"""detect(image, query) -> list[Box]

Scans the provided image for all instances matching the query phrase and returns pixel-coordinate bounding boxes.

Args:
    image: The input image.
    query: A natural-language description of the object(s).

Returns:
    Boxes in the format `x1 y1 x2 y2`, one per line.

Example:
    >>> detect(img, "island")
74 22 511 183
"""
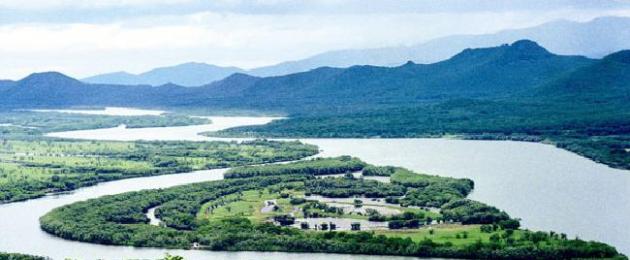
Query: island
40 156 624 259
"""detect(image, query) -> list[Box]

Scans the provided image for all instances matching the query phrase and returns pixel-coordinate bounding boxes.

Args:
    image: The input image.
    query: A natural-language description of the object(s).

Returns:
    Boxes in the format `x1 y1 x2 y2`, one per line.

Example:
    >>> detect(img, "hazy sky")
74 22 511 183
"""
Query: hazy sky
2 0 630 79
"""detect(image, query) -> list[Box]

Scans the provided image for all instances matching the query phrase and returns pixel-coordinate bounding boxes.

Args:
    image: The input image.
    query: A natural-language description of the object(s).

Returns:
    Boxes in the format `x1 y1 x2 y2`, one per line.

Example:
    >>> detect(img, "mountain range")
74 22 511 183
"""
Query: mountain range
2 39 628 116
82 16 630 87
82 62 244 87
2 38 628 170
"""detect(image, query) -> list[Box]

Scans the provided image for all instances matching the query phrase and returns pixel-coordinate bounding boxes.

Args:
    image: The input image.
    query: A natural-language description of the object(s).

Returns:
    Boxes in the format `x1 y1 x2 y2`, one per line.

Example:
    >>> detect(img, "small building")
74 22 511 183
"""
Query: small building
300 222 309 230
351 222 361 231
320 222 329 230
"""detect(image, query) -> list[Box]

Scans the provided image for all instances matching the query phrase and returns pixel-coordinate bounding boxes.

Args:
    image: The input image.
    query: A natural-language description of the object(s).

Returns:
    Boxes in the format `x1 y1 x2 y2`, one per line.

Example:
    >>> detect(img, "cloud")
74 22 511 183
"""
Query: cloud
1 0 630 24
1 1 630 79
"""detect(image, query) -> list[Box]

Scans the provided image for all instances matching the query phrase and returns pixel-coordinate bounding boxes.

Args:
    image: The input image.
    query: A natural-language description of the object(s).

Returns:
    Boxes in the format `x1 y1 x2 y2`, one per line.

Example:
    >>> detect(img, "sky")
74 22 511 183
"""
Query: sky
1 0 630 79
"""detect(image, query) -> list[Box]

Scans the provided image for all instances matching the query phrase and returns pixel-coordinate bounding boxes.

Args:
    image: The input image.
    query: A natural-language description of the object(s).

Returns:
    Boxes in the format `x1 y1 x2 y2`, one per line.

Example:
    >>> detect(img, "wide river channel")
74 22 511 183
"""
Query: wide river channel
1 111 629 259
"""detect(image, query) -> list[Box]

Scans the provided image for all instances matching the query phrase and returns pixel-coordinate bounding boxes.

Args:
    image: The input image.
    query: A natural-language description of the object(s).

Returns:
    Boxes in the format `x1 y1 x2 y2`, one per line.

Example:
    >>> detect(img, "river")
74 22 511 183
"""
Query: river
1 109 629 259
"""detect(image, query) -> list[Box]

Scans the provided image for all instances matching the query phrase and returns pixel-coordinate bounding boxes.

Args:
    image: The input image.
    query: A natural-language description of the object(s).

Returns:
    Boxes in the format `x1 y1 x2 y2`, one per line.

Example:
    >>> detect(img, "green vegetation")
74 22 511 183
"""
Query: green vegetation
2 41 629 170
217 100 629 170
388 167 474 208
40 158 624 259
202 46 629 171
305 175 405 198
362 165 396 176
0 139 317 203
197 189 303 223
0 252 47 260
224 156 366 179
0 110 209 139
440 199 510 225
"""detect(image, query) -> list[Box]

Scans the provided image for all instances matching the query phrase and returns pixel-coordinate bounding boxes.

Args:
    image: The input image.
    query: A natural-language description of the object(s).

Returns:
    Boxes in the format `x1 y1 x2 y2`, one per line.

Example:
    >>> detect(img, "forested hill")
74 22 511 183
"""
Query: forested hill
532 49 630 103
0 40 601 114
220 47 630 169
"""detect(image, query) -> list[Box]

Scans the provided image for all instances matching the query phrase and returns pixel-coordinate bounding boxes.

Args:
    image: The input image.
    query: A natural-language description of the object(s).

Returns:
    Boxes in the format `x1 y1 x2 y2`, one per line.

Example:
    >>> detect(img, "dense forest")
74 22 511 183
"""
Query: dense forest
217 98 630 170
40 158 624 259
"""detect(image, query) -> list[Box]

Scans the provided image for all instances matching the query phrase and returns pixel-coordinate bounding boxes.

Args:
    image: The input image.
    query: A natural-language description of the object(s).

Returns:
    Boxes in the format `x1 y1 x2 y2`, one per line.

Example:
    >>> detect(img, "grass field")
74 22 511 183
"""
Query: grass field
197 189 302 222
0 139 317 203
376 224 523 246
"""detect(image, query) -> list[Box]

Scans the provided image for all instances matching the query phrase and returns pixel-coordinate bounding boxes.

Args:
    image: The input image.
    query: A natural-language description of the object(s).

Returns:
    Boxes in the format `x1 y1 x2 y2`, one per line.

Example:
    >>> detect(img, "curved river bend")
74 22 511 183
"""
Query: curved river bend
1 114 629 259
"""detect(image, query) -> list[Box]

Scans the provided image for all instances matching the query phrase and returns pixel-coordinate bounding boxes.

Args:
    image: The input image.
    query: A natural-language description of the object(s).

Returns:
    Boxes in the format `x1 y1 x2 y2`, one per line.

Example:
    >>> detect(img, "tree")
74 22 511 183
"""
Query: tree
162 253 184 260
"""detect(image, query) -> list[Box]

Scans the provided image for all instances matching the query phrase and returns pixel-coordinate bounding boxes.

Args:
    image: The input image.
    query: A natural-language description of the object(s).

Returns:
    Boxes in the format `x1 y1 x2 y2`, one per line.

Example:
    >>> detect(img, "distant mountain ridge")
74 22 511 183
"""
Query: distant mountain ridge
83 62 244 87
81 16 630 86
3 39 628 174
2 39 618 114
250 16 630 77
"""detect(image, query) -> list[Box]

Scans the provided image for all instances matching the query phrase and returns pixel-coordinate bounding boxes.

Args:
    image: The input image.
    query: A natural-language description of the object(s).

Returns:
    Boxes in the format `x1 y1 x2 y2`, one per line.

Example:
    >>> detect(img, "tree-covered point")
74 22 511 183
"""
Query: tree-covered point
39 158 624 259
224 156 366 179
0 252 47 260
386 167 474 208
0 139 317 203
0 110 210 137
440 199 511 225
215 98 630 170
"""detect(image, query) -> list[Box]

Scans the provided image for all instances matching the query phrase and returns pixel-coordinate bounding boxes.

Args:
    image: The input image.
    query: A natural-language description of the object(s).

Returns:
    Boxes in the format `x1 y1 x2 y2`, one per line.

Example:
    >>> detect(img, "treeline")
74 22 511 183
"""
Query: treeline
217 98 630 171
390 167 474 208
0 252 47 260
0 110 210 133
367 210 430 229
362 165 396 176
440 199 511 225
305 174 405 198
224 156 365 179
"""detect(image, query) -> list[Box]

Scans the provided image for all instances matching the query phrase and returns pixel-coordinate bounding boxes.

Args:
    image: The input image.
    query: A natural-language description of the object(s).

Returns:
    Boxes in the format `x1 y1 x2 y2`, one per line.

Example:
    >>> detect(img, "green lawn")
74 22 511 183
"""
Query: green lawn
197 189 302 222
377 224 490 246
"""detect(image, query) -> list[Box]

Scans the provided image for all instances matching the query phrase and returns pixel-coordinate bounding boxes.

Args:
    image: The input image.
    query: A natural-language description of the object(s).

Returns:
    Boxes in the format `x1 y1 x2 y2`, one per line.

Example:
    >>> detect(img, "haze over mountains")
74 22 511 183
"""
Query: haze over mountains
254 16 630 76
2 39 628 118
83 62 244 87
82 16 630 87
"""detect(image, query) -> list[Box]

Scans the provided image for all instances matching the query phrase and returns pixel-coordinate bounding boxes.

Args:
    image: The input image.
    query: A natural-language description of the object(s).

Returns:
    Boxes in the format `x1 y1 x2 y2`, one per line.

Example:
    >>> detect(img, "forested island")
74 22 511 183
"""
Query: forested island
40 157 624 259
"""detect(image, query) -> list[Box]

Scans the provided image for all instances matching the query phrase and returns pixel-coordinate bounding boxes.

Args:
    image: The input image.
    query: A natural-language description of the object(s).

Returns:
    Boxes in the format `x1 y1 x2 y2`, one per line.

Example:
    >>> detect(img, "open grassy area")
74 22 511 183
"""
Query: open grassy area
197 189 303 223
376 224 522 246
197 185 441 224
0 139 318 203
